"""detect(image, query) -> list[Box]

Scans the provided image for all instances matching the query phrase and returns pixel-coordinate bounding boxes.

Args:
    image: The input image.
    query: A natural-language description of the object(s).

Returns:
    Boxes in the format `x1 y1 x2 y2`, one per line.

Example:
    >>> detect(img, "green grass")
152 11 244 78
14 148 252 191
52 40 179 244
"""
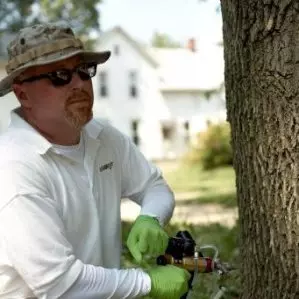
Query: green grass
174 191 237 208
160 163 237 208
121 221 241 299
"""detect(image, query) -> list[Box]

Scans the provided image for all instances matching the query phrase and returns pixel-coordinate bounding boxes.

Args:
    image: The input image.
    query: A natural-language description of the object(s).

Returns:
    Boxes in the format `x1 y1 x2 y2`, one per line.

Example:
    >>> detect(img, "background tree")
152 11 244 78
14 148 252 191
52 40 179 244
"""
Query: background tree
0 0 35 34
0 0 102 49
221 1 299 298
151 31 181 48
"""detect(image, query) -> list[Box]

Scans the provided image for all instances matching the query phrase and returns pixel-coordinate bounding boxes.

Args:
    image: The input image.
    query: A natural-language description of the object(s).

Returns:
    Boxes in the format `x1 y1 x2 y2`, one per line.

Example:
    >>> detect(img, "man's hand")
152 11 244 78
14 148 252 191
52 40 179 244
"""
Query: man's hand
147 265 191 299
126 215 169 263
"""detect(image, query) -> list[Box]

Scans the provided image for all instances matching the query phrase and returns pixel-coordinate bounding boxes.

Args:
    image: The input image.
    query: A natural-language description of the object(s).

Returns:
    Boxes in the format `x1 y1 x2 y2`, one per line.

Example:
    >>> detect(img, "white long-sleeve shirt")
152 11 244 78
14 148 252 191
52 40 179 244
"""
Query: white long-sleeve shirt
0 108 175 299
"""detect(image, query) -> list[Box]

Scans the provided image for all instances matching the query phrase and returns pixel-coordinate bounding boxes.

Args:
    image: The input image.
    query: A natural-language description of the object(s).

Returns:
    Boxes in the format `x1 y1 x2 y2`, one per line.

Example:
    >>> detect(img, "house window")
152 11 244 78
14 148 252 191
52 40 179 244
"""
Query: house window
99 71 108 97
206 119 212 127
183 121 190 144
129 71 138 98
131 120 140 146
184 121 189 131
161 123 175 141
204 90 213 100
113 45 120 55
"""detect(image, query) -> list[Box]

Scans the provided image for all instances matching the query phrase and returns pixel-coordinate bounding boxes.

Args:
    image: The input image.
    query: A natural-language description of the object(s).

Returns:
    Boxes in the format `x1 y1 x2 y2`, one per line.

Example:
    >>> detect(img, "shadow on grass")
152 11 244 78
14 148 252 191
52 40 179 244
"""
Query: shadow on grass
175 191 237 208
174 185 211 193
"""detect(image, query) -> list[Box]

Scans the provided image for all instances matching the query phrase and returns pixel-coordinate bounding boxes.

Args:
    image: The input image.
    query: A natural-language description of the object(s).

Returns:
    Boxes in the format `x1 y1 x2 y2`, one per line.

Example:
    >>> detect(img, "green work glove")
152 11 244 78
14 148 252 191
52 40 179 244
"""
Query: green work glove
126 215 169 263
147 265 191 299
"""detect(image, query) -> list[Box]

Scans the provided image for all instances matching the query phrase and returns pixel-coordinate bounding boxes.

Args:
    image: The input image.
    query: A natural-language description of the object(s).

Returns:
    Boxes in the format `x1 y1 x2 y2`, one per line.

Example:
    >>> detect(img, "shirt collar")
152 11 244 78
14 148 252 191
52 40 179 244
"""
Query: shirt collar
8 107 104 155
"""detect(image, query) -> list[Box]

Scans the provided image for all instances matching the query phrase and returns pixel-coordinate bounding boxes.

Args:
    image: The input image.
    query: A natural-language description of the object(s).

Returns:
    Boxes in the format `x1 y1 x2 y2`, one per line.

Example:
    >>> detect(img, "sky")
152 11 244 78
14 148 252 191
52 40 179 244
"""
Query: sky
98 0 223 48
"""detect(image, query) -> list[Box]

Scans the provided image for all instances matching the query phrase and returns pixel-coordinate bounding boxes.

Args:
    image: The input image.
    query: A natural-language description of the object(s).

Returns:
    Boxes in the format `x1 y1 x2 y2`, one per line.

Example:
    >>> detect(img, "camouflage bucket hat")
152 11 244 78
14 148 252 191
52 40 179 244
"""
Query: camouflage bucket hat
0 22 111 97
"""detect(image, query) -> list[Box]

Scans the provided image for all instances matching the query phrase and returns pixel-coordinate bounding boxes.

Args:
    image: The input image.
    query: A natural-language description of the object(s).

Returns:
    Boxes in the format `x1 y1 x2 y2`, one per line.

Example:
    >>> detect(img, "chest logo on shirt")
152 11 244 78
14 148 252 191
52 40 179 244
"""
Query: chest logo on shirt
99 161 114 172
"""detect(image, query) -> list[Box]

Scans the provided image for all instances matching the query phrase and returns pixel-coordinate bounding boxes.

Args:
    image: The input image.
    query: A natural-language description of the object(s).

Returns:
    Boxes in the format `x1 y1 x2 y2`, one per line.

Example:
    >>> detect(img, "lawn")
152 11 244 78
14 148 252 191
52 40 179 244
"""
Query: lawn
158 161 237 208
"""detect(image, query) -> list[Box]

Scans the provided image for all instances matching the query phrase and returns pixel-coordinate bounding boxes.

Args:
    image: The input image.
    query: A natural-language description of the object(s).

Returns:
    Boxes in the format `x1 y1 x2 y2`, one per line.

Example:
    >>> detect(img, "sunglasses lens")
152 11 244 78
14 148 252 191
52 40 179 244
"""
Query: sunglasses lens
88 64 97 77
77 64 97 81
50 70 72 86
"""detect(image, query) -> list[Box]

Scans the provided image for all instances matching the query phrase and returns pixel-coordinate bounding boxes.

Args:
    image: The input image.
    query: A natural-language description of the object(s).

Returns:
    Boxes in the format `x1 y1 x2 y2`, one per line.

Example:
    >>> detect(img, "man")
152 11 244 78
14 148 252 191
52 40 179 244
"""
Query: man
0 22 191 299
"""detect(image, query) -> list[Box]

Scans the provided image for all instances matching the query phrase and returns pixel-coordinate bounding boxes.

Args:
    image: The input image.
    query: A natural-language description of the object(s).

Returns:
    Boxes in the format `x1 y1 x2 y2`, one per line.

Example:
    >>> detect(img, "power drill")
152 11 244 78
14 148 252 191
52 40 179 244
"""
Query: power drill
156 230 221 299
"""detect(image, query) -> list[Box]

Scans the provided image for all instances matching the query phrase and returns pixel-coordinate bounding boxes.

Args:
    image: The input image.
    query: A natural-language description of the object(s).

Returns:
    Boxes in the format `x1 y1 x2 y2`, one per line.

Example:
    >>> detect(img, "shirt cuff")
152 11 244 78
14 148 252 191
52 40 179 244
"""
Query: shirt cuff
140 270 152 296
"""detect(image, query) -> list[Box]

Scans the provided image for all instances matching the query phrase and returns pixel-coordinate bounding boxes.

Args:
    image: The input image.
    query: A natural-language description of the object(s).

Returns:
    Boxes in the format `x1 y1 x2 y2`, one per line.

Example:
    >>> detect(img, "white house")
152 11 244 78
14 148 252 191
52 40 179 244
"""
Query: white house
92 27 226 160
0 26 226 160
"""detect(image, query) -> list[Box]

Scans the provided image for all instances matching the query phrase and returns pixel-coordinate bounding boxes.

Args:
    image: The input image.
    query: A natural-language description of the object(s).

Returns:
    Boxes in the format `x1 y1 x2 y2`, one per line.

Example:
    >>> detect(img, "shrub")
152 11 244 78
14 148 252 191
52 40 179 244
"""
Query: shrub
186 122 233 170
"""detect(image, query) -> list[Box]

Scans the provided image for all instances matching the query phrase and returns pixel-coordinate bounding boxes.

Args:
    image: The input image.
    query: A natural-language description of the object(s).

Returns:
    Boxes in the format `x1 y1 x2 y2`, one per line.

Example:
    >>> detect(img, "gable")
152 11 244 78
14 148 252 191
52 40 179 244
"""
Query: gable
95 26 158 68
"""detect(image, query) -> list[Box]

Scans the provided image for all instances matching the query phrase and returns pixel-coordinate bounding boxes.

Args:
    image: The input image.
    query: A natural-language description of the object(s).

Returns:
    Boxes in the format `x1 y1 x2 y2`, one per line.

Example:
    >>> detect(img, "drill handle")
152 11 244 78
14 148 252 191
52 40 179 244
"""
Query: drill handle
157 254 215 273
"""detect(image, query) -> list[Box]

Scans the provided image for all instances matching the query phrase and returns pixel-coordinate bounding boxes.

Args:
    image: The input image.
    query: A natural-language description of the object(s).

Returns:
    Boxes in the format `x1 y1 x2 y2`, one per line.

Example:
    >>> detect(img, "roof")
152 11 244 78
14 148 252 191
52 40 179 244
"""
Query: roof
98 26 158 67
99 26 224 92
147 45 224 92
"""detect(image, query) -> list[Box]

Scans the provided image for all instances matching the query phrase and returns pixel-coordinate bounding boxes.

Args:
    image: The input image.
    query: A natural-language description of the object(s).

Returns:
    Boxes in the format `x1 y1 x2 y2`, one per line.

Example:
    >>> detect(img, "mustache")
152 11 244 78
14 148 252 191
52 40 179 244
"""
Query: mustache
67 89 92 104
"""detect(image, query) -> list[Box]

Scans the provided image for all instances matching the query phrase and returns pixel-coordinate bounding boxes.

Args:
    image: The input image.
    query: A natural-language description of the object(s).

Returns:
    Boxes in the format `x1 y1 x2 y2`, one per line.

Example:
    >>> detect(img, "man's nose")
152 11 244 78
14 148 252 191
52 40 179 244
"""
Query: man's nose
70 71 85 88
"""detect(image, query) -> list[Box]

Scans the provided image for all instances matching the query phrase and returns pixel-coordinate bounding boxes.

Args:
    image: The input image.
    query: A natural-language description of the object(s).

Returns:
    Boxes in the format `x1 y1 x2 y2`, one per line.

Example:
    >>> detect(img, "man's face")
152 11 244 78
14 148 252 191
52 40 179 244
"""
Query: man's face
13 55 95 130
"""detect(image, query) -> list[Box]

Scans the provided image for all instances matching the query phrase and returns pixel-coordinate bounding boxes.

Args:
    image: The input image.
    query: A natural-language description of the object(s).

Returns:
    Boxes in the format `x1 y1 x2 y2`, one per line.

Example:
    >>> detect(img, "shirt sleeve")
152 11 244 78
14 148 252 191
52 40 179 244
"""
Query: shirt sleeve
120 132 175 226
60 264 151 299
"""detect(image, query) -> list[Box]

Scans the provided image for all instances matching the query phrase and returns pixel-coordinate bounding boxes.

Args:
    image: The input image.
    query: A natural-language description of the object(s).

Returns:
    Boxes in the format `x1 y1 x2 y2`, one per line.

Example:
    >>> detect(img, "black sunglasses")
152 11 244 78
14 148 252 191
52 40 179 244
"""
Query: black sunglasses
17 63 97 87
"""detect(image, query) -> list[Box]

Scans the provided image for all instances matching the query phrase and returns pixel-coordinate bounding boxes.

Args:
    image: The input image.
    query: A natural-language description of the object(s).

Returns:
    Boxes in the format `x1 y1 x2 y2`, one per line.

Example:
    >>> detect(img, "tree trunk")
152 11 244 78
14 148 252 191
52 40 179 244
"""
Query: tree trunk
220 1 299 298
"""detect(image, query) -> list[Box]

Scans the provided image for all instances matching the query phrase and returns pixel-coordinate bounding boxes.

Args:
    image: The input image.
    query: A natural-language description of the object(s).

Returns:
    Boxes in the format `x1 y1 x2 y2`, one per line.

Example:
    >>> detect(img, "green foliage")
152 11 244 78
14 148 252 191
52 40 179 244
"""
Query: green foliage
0 0 35 34
151 31 181 48
39 0 100 46
122 221 241 299
186 122 233 170
0 0 101 49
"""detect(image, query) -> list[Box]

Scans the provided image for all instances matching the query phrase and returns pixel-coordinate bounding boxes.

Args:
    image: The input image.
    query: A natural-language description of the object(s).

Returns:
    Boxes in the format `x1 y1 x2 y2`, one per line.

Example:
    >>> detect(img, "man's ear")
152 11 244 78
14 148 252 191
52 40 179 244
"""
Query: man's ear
12 83 31 108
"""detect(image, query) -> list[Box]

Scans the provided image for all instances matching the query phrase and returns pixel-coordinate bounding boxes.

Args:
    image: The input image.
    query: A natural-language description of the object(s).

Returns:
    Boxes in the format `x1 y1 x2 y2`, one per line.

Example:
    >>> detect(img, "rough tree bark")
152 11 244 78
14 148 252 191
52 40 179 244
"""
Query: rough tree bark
220 1 299 299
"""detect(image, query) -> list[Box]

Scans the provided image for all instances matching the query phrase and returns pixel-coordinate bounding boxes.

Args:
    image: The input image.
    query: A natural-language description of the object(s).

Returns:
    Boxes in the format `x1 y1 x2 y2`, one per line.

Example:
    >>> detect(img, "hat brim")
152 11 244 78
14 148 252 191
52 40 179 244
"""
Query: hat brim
0 49 111 97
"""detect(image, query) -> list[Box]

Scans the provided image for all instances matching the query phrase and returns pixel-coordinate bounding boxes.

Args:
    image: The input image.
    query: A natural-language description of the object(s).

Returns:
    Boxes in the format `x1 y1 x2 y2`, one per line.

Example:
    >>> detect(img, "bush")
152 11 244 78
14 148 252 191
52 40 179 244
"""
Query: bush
186 122 233 170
